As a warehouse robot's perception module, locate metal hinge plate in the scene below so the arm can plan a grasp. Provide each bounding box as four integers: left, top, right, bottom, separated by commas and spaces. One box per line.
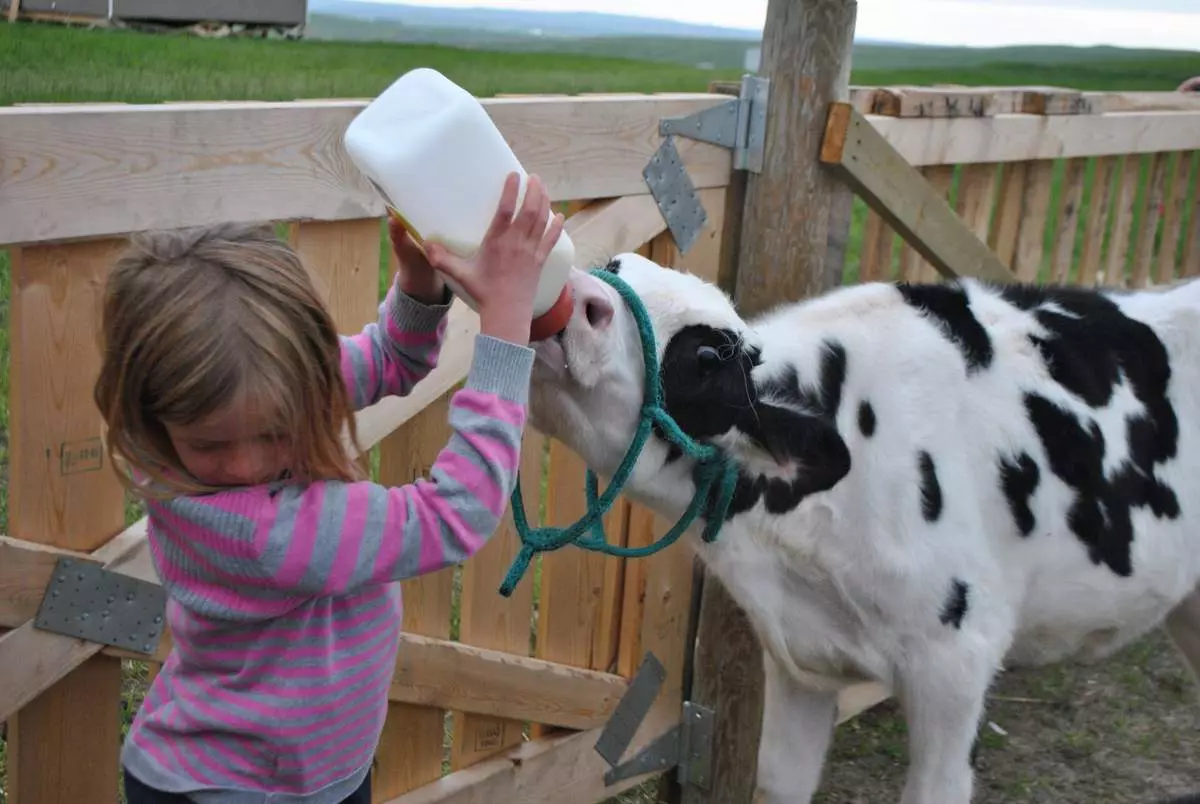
34, 556, 167, 657
644, 74, 770, 253
660, 74, 770, 173
595, 652, 715, 789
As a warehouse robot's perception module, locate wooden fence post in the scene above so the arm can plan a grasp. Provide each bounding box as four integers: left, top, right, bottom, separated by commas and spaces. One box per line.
682, 1, 858, 802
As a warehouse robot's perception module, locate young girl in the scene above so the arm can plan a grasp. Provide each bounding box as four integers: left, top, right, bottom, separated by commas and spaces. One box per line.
94, 173, 565, 804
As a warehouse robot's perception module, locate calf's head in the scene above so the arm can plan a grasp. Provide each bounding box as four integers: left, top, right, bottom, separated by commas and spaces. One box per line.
528, 253, 850, 518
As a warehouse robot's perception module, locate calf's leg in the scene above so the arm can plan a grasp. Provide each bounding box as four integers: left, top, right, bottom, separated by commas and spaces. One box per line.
1165, 587, 1200, 692
755, 651, 838, 804
895, 644, 995, 804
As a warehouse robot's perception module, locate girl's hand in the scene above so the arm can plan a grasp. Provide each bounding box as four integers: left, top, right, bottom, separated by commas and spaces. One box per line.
388, 216, 447, 306
424, 172, 564, 346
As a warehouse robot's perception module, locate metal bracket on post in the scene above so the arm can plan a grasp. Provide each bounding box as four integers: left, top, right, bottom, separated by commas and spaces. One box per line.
645, 74, 770, 253
594, 651, 716, 790
34, 556, 167, 657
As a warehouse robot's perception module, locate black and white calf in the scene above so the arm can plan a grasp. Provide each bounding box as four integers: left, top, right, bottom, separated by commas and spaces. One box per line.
526, 254, 1200, 804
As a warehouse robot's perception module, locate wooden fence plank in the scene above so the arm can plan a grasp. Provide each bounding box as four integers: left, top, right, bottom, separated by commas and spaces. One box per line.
1131, 152, 1171, 287
1050, 158, 1087, 283
1012, 160, 1056, 281
0, 95, 732, 246
1077, 156, 1118, 286
858, 211, 889, 282
902, 165, 955, 282
1105, 155, 1144, 287
6, 239, 128, 804
1155, 152, 1192, 284
866, 109, 1200, 168
1183, 153, 1200, 278
384, 724, 658, 804
990, 161, 1028, 271
956, 163, 1000, 244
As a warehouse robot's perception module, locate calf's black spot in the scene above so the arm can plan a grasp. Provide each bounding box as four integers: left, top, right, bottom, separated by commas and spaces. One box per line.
1001, 283, 1181, 576
998, 452, 1040, 537
940, 578, 970, 629
918, 450, 943, 522
659, 327, 852, 520
858, 401, 876, 437
896, 283, 993, 374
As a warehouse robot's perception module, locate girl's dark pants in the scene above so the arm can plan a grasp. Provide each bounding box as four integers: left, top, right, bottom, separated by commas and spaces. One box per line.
123, 768, 371, 804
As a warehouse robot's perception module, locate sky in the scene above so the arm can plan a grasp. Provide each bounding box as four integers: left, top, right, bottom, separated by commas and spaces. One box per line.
356, 0, 1200, 50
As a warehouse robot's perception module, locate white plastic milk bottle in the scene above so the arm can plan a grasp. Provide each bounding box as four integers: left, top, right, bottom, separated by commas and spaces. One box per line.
343, 67, 575, 340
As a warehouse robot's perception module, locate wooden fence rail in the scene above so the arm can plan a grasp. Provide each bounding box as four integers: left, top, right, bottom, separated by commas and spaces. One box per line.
1, 83, 1199, 804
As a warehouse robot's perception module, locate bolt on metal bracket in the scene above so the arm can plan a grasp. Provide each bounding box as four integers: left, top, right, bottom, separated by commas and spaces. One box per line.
594, 651, 716, 790
34, 556, 167, 657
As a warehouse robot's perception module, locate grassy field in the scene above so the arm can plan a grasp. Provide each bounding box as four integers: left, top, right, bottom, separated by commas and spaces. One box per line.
1, 19, 1199, 804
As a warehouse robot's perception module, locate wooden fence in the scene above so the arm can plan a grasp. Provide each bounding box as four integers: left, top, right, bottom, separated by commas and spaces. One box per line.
0, 83, 1198, 804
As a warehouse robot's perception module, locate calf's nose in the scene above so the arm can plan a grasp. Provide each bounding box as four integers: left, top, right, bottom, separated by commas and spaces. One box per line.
570, 269, 615, 332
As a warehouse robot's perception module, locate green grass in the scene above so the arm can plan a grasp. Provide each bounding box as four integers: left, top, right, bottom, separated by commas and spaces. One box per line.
0, 19, 1198, 804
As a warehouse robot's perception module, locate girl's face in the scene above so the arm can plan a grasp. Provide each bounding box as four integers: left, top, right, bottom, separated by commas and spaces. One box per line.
163, 395, 294, 488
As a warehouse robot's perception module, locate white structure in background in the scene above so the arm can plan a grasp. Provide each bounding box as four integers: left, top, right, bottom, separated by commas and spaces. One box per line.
744, 45, 762, 72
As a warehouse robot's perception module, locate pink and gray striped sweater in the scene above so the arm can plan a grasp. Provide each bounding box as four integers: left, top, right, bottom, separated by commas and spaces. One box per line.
121, 279, 534, 803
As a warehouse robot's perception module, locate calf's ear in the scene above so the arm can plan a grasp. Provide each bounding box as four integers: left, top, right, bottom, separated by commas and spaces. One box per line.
740, 401, 851, 494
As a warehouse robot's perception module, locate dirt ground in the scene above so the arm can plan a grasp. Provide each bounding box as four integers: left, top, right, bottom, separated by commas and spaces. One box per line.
612, 627, 1199, 804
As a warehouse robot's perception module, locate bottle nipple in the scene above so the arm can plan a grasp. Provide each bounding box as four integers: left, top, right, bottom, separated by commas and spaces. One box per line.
528, 285, 574, 342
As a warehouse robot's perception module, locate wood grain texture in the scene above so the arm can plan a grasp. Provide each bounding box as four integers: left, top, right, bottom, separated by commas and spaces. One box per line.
7, 239, 128, 804
0, 537, 96, 629
1050, 158, 1087, 283
389, 632, 627, 731
868, 110, 1200, 167
384, 724, 659, 804
1012, 159, 1056, 282
955, 163, 1000, 243
8, 655, 123, 804
901, 165, 955, 282
291, 217, 382, 334
1155, 152, 1192, 284
0, 95, 732, 246
990, 161, 1028, 270
1105, 155, 1144, 287
1131, 152, 1170, 287
1077, 156, 1118, 286
733, 0, 857, 309
1183, 153, 1200, 278
9, 240, 127, 550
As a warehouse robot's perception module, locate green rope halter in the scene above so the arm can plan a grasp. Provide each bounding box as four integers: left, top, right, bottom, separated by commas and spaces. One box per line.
498, 268, 740, 598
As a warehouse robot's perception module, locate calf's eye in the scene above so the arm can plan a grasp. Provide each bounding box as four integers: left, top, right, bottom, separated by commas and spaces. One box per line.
696, 345, 721, 368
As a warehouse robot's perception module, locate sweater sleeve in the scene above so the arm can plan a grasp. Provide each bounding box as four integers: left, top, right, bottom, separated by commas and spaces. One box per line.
150, 334, 534, 605
339, 276, 454, 411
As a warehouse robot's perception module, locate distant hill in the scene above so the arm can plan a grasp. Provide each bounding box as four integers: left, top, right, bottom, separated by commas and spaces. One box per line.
304, 8, 1200, 74
307, 0, 762, 40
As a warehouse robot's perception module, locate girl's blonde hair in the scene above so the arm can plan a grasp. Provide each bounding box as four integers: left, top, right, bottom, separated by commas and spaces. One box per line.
94, 221, 364, 497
